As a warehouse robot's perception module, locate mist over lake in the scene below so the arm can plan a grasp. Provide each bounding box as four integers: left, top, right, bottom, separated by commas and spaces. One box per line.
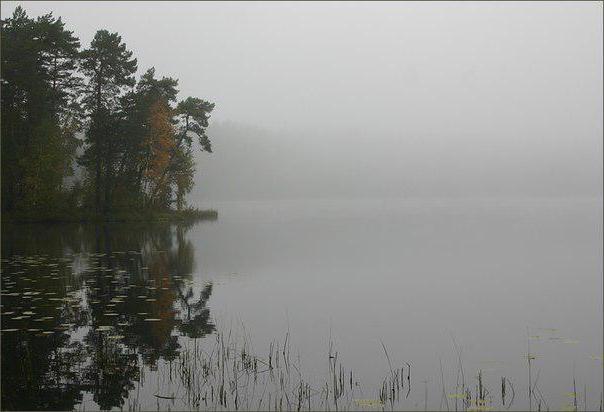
1, 2, 602, 411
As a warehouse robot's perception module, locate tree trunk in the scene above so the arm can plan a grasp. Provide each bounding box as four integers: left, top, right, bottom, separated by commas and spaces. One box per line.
103, 163, 112, 216
94, 78, 103, 215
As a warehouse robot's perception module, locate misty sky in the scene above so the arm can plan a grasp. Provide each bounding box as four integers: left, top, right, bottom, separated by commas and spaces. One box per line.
2, 1, 602, 200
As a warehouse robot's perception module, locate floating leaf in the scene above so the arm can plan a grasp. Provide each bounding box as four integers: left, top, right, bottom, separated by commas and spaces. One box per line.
448, 393, 466, 399
538, 328, 558, 332
354, 399, 384, 407
564, 392, 577, 398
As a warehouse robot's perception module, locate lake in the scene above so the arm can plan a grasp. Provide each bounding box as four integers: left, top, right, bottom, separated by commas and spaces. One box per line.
1, 197, 602, 411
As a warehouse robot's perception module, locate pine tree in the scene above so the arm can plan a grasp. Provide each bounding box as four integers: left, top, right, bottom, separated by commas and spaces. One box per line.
1, 7, 82, 215
79, 30, 137, 215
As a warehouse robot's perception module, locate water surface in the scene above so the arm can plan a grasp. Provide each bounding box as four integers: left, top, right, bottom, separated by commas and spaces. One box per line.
1, 198, 602, 410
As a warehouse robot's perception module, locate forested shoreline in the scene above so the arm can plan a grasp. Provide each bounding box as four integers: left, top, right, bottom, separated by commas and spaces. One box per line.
1, 7, 216, 222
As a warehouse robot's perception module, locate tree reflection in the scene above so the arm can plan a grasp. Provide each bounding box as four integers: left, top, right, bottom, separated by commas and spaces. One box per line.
0, 247, 89, 410
0, 333, 87, 410
1, 220, 216, 410
177, 283, 215, 338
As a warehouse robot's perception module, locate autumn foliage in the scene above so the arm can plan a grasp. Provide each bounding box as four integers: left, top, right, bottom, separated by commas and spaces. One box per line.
145, 100, 176, 204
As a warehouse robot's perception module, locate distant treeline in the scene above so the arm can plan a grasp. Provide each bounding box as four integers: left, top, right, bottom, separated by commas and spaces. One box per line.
1, 6, 215, 221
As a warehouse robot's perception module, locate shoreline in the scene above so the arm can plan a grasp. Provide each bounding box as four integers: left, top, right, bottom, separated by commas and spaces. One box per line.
1, 208, 218, 224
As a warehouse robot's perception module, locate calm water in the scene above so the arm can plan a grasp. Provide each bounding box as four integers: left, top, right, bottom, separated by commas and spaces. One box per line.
1, 198, 602, 411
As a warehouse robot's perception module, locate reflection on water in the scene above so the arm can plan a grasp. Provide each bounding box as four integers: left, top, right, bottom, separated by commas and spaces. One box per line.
1, 222, 215, 411
1, 199, 602, 411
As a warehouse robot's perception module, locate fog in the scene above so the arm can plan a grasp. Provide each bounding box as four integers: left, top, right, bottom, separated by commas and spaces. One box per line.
2, 4, 603, 410
3, 1, 602, 202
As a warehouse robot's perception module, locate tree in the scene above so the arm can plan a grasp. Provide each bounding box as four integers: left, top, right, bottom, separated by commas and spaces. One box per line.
175, 97, 214, 154
1, 7, 82, 215
144, 99, 176, 207
36, 12, 82, 117
115, 70, 213, 211
147, 97, 215, 208
115, 68, 179, 209
79, 30, 137, 215
2, 7, 215, 220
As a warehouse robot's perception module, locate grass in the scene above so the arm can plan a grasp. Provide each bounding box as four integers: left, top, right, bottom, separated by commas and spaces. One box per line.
117, 323, 599, 412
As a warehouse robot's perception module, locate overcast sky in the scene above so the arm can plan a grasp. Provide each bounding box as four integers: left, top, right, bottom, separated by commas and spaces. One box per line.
2, 1, 602, 200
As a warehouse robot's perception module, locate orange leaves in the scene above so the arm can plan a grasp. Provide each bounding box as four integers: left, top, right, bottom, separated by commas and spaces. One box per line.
145, 99, 175, 188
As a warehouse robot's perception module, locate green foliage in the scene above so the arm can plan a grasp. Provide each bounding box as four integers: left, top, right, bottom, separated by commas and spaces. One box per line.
79, 29, 138, 215
80, 30, 138, 111
1, 6, 81, 214
1, 7, 215, 222
176, 97, 215, 153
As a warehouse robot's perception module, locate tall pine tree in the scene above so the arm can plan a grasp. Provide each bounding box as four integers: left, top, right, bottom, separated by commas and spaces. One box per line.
79, 30, 137, 215
1, 7, 81, 215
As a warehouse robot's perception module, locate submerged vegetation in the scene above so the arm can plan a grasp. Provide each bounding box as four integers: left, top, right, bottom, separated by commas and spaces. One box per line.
1, 7, 215, 222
